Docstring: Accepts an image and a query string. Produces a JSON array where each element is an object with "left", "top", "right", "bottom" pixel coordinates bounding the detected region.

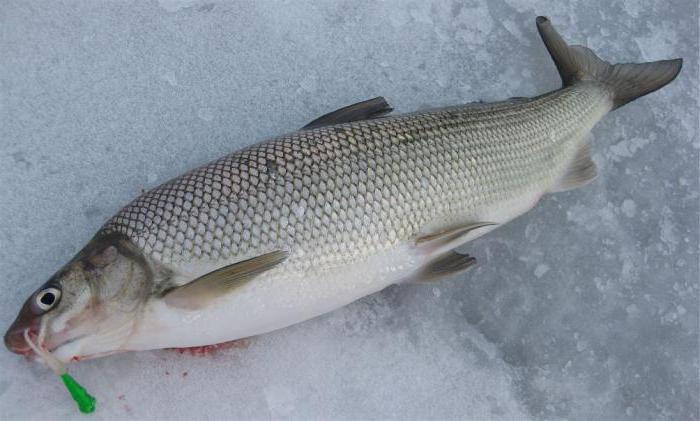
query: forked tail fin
[{"left": 536, "top": 16, "right": 682, "bottom": 109}]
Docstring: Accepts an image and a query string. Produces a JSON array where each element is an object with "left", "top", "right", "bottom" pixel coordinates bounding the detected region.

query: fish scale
[
  {"left": 102, "top": 83, "right": 611, "bottom": 272},
  {"left": 5, "top": 16, "right": 682, "bottom": 363}
]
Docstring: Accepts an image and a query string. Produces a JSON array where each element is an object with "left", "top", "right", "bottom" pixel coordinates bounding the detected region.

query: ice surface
[{"left": 0, "top": 0, "right": 697, "bottom": 419}]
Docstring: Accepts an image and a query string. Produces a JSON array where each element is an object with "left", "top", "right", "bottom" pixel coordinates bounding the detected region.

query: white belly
[{"left": 124, "top": 243, "right": 422, "bottom": 350}]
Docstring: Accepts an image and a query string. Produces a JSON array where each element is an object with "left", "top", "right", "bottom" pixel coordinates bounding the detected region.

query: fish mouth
[
  {"left": 4, "top": 322, "right": 38, "bottom": 357},
  {"left": 48, "top": 335, "right": 90, "bottom": 362},
  {"left": 4, "top": 320, "right": 86, "bottom": 362}
]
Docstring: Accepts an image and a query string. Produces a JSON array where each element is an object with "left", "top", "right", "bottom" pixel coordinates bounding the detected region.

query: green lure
[
  {"left": 21, "top": 329, "right": 97, "bottom": 414},
  {"left": 60, "top": 373, "right": 96, "bottom": 414}
]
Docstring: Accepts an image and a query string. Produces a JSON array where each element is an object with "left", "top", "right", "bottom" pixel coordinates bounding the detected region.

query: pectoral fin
[
  {"left": 163, "top": 250, "right": 289, "bottom": 310},
  {"left": 302, "top": 97, "right": 393, "bottom": 130},
  {"left": 406, "top": 251, "right": 477, "bottom": 283}
]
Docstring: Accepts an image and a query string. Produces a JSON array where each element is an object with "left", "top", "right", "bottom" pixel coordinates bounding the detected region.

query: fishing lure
[{"left": 24, "top": 329, "right": 96, "bottom": 414}]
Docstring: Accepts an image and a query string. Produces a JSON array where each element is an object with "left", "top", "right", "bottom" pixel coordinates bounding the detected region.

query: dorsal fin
[
  {"left": 163, "top": 250, "right": 288, "bottom": 310},
  {"left": 302, "top": 97, "right": 393, "bottom": 129}
]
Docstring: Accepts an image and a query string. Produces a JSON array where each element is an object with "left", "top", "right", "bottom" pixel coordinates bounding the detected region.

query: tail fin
[{"left": 535, "top": 16, "right": 682, "bottom": 109}]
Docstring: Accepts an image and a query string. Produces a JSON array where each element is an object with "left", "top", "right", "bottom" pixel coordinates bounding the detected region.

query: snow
[{"left": 0, "top": 0, "right": 697, "bottom": 419}]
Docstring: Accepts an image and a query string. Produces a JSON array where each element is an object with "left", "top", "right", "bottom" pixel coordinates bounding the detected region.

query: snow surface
[{"left": 0, "top": 1, "right": 697, "bottom": 419}]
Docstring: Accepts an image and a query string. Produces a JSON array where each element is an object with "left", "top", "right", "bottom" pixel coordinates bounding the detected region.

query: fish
[{"left": 5, "top": 17, "right": 681, "bottom": 364}]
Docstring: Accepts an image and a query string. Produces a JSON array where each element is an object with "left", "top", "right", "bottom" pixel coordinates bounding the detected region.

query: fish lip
[
  {"left": 4, "top": 319, "right": 85, "bottom": 362},
  {"left": 48, "top": 334, "right": 83, "bottom": 354},
  {"left": 47, "top": 333, "right": 90, "bottom": 362},
  {"left": 4, "top": 323, "right": 38, "bottom": 357}
]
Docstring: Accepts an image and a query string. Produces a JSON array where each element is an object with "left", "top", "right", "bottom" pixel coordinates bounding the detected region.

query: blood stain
[{"left": 167, "top": 338, "right": 251, "bottom": 356}]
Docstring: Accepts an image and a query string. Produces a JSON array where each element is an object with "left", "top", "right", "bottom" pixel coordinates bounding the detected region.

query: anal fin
[
  {"left": 550, "top": 142, "right": 597, "bottom": 193},
  {"left": 406, "top": 251, "right": 477, "bottom": 283}
]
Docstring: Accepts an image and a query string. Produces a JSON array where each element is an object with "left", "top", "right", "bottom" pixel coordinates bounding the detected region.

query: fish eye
[{"left": 36, "top": 287, "right": 61, "bottom": 311}]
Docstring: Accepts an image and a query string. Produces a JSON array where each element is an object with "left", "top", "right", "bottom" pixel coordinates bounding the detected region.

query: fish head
[{"left": 4, "top": 233, "right": 152, "bottom": 362}]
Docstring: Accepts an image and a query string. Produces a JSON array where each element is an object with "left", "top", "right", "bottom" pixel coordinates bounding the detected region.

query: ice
[{"left": 0, "top": 0, "right": 697, "bottom": 420}]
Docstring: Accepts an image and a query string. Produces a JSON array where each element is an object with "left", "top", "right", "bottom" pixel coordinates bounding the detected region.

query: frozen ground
[{"left": 0, "top": 0, "right": 697, "bottom": 419}]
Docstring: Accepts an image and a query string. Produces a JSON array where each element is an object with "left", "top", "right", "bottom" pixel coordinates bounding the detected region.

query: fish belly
[{"left": 125, "top": 243, "right": 423, "bottom": 350}]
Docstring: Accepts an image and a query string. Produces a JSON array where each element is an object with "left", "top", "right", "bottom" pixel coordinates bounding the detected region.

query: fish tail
[{"left": 536, "top": 16, "right": 682, "bottom": 110}]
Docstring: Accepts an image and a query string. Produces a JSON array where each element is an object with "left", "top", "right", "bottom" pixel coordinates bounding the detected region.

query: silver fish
[{"left": 5, "top": 17, "right": 681, "bottom": 363}]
